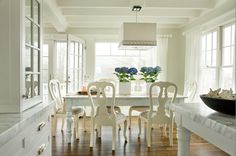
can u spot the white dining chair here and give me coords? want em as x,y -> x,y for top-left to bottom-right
98,78 -> 122,130
138,81 -> 177,147
88,81 -> 127,151
184,81 -> 198,102
49,79 -> 86,139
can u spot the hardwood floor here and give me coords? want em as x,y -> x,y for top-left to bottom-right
52,117 -> 229,156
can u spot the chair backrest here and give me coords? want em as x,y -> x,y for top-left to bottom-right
184,81 -> 197,102
48,79 -> 65,113
149,81 -> 177,118
87,81 -> 116,120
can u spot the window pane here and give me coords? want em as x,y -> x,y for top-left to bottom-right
96,42 -> 110,55
25,19 -> 32,45
25,74 -> 32,98
43,44 -> 48,56
206,51 -> 211,66
220,67 -> 233,89
222,47 -> 231,66
33,74 -> 39,96
33,0 -> 40,24
202,35 -> 206,51
75,42 -> 79,56
69,54 -> 74,68
79,43 -> 83,56
223,26 -> 231,46
232,25 -> 235,45
212,50 -> 217,66
33,24 -> 39,48
212,32 -> 217,49
25,47 -> 32,72
33,50 -> 39,72
42,57 -> 48,70
70,42 -> 74,54
199,68 -> 217,94
206,33 -> 212,51
75,55 -> 78,68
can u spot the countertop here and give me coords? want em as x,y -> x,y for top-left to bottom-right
170,102 -> 236,141
0,100 -> 55,147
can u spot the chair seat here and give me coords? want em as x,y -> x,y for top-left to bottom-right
56,106 -> 84,115
140,111 -> 157,120
114,112 -> 126,121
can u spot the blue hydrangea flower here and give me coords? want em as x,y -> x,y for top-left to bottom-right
128,67 -> 138,75
115,67 -> 121,73
140,67 -> 147,73
146,67 -> 154,74
154,66 -> 161,73
120,67 -> 129,73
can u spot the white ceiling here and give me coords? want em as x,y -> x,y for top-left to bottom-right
43,0 -> 231,32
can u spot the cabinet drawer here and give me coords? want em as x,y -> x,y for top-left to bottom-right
28,132 -> 50,156
28,112 -> 51,145
0,129 -> 27,156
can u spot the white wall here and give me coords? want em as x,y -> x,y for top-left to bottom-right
43,27 -> 186,94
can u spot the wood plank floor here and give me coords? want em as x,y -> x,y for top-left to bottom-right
52,117 -> 229,156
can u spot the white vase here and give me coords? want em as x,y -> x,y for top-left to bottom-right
119,82 -> 131,95
146,82 -> 158,95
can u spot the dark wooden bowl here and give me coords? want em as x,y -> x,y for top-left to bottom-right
200,94 -> 236,115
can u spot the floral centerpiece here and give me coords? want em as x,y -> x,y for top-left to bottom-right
140,66 -> 161,94
114,67 -> 138,95
140,66 -> 161,82
114,67 -> 138,82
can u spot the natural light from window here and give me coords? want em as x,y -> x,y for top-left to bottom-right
95,42 -> 157,81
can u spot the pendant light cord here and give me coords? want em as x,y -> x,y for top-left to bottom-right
136,11 -> 137,23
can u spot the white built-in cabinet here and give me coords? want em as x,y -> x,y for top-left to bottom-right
0,0 -> 43,112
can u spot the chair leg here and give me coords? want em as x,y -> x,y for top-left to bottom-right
116,107 -> 122,131
123,120 -> 128,142
52,115 -> 57,137
97,125 -> 102,138
74,115 -> 79,140
128,108 -> 132,129
169,123 -> 173,146
146,122 -> 152,147
138,117 -> 141,138
112,125 -> 117,151
90,118 -> 95,148
83,112 -> 86,132
164,124 -> 167,137
61,117 -> 65,131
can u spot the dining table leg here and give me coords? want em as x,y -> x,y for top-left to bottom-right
66,99 -> 73,144
174,112 -> 191,156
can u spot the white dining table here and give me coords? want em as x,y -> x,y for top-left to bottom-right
170,102 -> 236,156
64,93 -> 186,143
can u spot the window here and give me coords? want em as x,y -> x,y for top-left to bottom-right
95,42 -> 156,80
200,23 -> 235,93
220,24 -> 235,89
24,0 -> 41,99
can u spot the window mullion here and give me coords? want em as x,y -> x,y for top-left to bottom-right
217,27 -> 223,88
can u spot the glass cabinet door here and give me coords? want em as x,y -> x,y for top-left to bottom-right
24,0 -> 41,99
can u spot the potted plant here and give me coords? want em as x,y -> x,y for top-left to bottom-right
114,67 -> 138,95
140,66 -> 161,95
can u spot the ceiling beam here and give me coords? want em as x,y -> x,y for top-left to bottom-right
66,16 -> 189,24
62,8 -> 200,18
57,0 -> 213,9
66,22 -> 182,28
43,0 -> 68,32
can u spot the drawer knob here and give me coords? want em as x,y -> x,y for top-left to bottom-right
38,122 -> 46,131
38,144 -> 46,155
